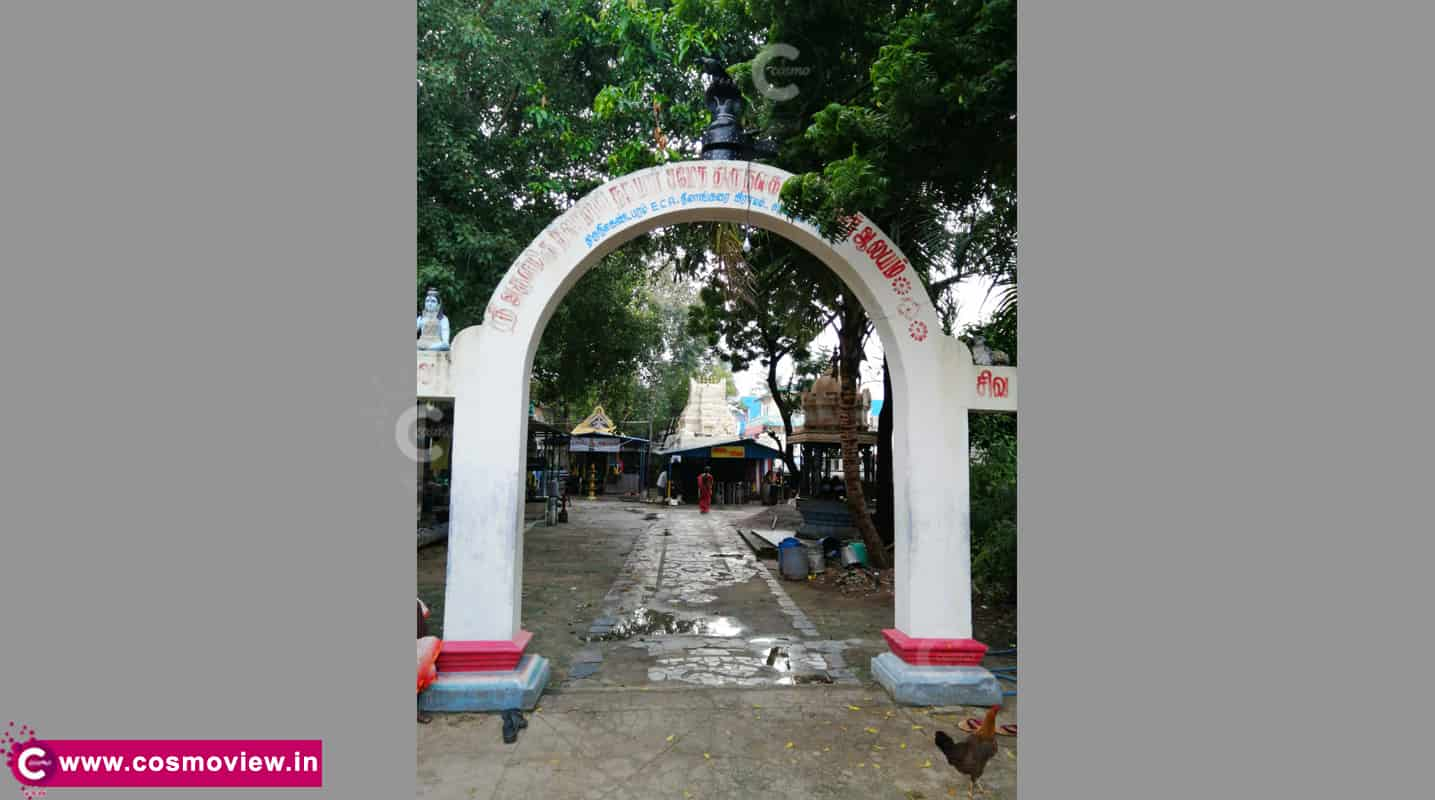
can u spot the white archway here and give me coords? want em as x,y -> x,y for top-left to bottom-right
420,161 -> 1016,710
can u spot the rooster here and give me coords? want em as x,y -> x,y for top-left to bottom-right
935,705 -> 1001,800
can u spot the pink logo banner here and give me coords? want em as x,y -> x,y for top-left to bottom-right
7,738 -> 322,790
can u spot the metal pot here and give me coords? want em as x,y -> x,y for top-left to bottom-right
806,544 -> 826,573
840,542 -> 869,567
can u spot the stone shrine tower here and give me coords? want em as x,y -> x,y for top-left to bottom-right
795,370 -> 872,433
662,379 -> 739,451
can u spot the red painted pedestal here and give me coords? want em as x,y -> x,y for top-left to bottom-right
434,630 -> 533,673
881,629 -> 987,666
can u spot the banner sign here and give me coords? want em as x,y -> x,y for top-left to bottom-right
570,437 -> 621,453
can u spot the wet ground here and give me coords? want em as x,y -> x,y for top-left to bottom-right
417,499 -> 1018,798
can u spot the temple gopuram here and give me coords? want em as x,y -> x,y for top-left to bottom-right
656,379 -> 784,506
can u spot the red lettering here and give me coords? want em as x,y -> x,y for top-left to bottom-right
485,304 -> 517,333
853,226 -> 876,249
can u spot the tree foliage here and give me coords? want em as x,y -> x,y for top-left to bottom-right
417,0 -> 724,419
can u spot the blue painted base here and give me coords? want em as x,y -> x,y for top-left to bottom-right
871,653 -> 1002,707
418,654 -> 551,712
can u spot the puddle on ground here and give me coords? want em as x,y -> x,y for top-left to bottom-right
642,639 -> 847,687
586,606 -> 745,641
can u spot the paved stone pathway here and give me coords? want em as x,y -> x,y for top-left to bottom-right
565,506 -> 859,688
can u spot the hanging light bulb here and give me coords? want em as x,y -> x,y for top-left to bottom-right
742,228 -> 752,253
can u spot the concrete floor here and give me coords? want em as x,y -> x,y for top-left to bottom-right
417,685 -> 1017,800
417,499 -> 1017,798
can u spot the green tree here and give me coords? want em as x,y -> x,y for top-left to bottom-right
685,227 -> 833,478
964,309 -> 1016,600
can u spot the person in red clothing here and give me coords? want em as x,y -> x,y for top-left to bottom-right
697,465 -> 715,513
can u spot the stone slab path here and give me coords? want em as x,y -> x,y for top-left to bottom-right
564,505 -> 859,689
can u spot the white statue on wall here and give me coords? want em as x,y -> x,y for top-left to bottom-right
417,288 -> 451,351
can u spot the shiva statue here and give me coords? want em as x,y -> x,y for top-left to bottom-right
417,288 -> 451,351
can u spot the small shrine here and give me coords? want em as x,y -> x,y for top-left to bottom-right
791,370 -> 877,489
568,406 -> 649,497
789,368 -> 879,539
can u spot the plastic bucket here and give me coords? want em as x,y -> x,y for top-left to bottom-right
779,541 -> 810,580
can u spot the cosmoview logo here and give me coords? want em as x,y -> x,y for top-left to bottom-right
14,744 -> 55,785
752,42 -> 812,102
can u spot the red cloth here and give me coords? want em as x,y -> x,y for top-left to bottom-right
417,636 -> 442,694
698,473 -> 714,513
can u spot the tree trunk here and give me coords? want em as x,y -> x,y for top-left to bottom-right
875,358 -> 894,545
765,356 -> 800,482
836,301 -> 888,569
